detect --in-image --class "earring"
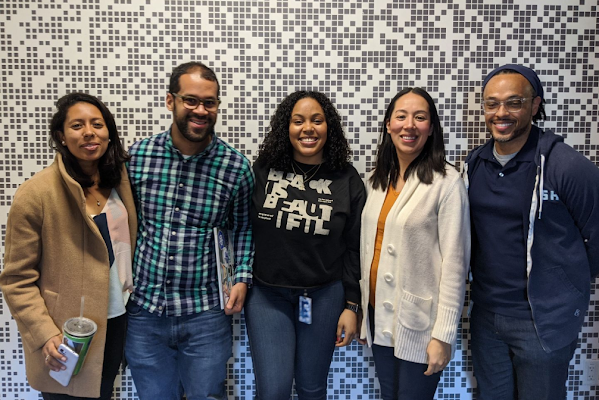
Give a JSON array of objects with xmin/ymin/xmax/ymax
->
[
  {"xmin": 61, "ymin": 141, "xmax": 66, "ymax": 145},
  {"xmin": 108, "ymin": 139, "xmax": 111, "ymax": 143}
]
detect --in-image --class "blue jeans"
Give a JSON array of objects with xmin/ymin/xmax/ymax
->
[
  {"xmin": 470, "ymin": 305, "xmax": 577, "ymax": 400},
  {"xmin": 124, "ymin": 302, "xmax": 232, "ymax": 400},
  {"xmin": 368, "ymin": 305, "xmax": 441, "ymax": 400},
  {"xmin": 244, "ymin": 281, "xmax": 345, "ymax": 400}
]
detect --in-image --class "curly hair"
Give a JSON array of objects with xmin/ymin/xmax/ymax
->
[
  {"xmin": 370, "ymin": 87, "xmax": 446, "ymax": 191},
  {"xmin": 49, "ymin": 92, "xmax": 129, "ymax": 189},
  {"xmin": 256, "ymin": 91, "xmax": 351, "ymax": 171}
]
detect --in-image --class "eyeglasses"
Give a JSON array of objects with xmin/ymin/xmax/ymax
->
[
  {"xmin": 482, "ymin": 98, "xmax": 530, "ymax": 114},
  {"xmin": 171, "ymin": 93, "xmax": 220, "ymax": 112}
]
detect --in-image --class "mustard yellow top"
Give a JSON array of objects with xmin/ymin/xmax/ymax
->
[{"xmin": 369, "ymin": 185, "xmax": 400, "ymax": 306}]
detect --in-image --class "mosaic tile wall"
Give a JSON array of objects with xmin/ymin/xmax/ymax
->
[{"xmin": 1, "ymin": 0, "xmax": 598, "ymax": 399}]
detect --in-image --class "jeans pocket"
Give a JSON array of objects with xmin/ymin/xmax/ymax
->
[
  {"xmin": 204, "ymin": 305, "xmax": 225, "ymax": 315},
  {"xmin": 126, "ymin": 301, "xmax": 144, "ymax": 317},
  {"xmin": 398, "ymin": 291, "xmax": 432, "ymax": 331}
]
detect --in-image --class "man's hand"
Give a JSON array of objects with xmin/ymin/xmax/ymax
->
[{"xmin": 225, "ymin": 282, "xmax": 248, "ymax": 315}]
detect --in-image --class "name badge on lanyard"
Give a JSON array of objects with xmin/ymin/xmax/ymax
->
[{"xmin": 299, "ymin": 291, "xmax": 312, "ymax": 324}]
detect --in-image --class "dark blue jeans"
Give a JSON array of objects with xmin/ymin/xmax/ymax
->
[
  {"xmin": 470, "ymin": 305, "xmax": 577, "ymax": 400},
  {"xmin": 244, "ymin": 281, "xmax": 345, "ymax": 400},
  {"xmin": 124, "ymin": 302, "xmax": 232, "ymax": 400},
  {"xmin": 368, "ymin": 305, "xmax": 441, "ymax": 400}
]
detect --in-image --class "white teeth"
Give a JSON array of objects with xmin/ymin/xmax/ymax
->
[
  {"xmin": 300, "ymin": 138, "xmax": 317, "ymax": 142},
  {"xmin": 401, "ymin": 136, "xmax": 416, "ymax": 140}
]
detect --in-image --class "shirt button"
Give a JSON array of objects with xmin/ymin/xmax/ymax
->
[
  {"xmin": 175, "ymin": 207, "xmax": 180, "ymax": 212},
  {"xmin": 172, "ymin": 231, "xmax": 177, "ymax": 236},
  {"xmin": 387, "ymin": 244, "xmax": 395, "ymax": 255},
  {"xmin": 384, "ymin": 273, "xmax": 394, "ymax": 283},
  {"xmin": 179, "ymin": 183, "xmax": 184, "ymax": 187},
  {"xmin": 382, "ymin": 330, "xmax": 393, "ymax": 338},
  {"xmin": 169, "ymin": 256, "xmax": 174, "ymax": 260},
  {"xmin": 383, "ymin": 301, "xmax": 394, "ymax": 311},
  {"xmin": 166, "ymin": 280, "xmax": 171, "ymax": 284},
  {"xmin": 158, "ymin": 306, "xmax": 163, "ymax": 311},
  {"xmin": 499, "ymin": 172, "xmax": 504, "ymax": 177}
]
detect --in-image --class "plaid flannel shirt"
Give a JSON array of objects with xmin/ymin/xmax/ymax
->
[{"xmin": 127, "ymin": 129, "xmax": 254, "ymax": 316}]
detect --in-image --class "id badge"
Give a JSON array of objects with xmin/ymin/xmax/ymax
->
[{"xmin": 299, "ymin": 295, "xmax": 312, "ymax": 324}]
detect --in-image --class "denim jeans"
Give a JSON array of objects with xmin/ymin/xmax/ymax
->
[
  {"xmin": 124, "ymin": 302, "xmax": 232, "ymax": 400},
  {"xmin": 42, "ymin": 313, "xmax": 127, "ymax": 400},
  {"xmin": 470, "ymin": 305, "xmax": 577, "ymax": 400},
  {"xmin": 244, "ymin": 281, "xmax": 345, "ymax": 400},
  {"xmin": 368, "ymin": 305, "xmax": 441, "ymax": 400}
]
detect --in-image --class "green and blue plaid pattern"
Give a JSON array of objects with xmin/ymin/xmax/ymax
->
[{"xmin": 127, "ymin": 130, "xmax": 254, "ymax": 316}]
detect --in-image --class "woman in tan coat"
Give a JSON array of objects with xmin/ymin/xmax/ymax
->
[{"xmin": 0, "ymin": 93, "xmax": 136, "ymax": 399}]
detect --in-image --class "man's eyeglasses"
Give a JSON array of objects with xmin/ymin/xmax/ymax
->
[
  {"xmin": 482, "ymin": 98, "xmax": 530, "ymax": 114},
  {"xmin": 171, "ymin": 93, "xmax": 220, "ymax": 112}
]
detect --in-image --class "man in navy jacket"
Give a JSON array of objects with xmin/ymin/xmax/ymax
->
[{"xmin": 464, "ymin": 64, "xmax": 599, "ymax": 400}]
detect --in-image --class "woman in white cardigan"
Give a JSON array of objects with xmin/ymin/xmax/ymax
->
[{"xmin": 359, "ymin": 87, "xmax": 470, "ymax": 399}]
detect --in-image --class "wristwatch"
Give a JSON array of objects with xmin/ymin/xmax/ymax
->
[{"xmin": 345, "ymin": 303, "xmax": 360, "ymax": 313}]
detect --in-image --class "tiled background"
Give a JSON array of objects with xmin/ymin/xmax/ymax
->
[{"xmin": 1, "ymin": 0, "xmax": 598, "ymax": 399}]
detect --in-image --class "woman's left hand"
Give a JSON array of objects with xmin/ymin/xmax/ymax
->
[
  {"xmin": 424, "ymin": 338, "xmax": 451, "ymax": 376},
  {"xmin": 335, "ymin": 309, "xmax": 358, "ymax": 347}
]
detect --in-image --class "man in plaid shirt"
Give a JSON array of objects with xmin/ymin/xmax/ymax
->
[{"xmin": 125, "ymin": 61, "xmax": 254, "ymax": 400}]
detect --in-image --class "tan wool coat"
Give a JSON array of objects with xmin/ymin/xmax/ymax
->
[{"xmin": 0, "ymin": 154, "xmax": 137, "ymax": 397}]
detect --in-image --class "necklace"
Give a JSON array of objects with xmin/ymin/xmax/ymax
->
[
  {"xmin": 292, "ymin": 160, "xmax": 322, "ymax": 184},
  {"xmin": 85, "ymin": 188, "xmax": 102, "ymax": 207}
]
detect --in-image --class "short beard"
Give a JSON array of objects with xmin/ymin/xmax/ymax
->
[
  {"xmin": 176, "ymin": 116, "xmax": 215, "ymax": 143},
  {"xmin": 493, "ymin": 135, "xmax": 512, "ymax": 143}
]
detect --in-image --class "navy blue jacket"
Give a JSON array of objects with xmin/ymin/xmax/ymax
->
[{"xmin": 465, "ymin": 126, "xmax": 599, "ymax": 352}]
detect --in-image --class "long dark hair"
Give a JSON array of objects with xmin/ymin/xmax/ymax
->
[
  {"xmin": 369, "ymin": 87, "xmax": 446, "ymax": 191},
  {"xmin": 49, "ymin": 92, "xmax": 129, "ymax": 188},
  {"xmin": 256, "ymin": 91, "xmax": 351, "ymax": 172}
]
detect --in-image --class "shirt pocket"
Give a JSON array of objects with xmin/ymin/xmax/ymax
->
[{"xmin": 398, "ymin": 291, "xmax": 432, "ymax": 331}]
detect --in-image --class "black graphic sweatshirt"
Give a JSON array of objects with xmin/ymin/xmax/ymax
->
[{"xmin": 250, "ymin": 160, "xmax": 366, "ymax": 303}]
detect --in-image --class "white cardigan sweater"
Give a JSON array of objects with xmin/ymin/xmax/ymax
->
[{"xmin": 359, "ymin": 166, "xmax": 470, "ymax": 364}]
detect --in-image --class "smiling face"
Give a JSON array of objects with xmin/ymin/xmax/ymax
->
[
  {"xmin": 166, "ymin": 71, "xmax": 219, "ymax": 155},
  {"xmin": 60, "ymin": 102, "xmax": 110, "ymax": 174},
  {"xmin": 386, "ymin": 92, "xmax": 432, "ymax": 166},
  {"xmin": 288, "ymin": 97, "xmax": 328, "ymax": 164},
  {"xmin": 483, "ymin": 73, "xmax": 542, "ymax": 155}
]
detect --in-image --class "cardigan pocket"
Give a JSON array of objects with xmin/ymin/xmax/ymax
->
[{"xmin": 398, "ymin": 291, "xmax": 432, "ymax": 331}]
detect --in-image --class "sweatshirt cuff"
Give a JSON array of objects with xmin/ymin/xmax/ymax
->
[{"xmin": 343, "ymin": 283, "xmax": 360, "ymax": 305}]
